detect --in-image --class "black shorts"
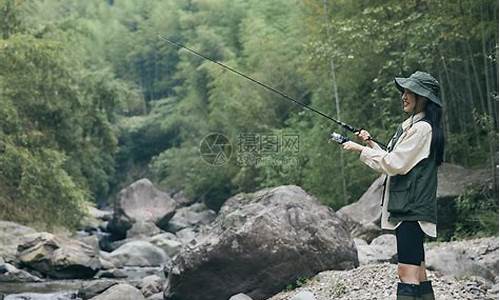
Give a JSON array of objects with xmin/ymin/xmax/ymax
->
[{"xmin": 395, "ymin": 221, "xmax": 425, "ymax": 266}]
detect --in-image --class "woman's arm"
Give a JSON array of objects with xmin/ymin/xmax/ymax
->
[{"xmin": 359, "ymin": 122, "xmax": 432, "ymax": 176}]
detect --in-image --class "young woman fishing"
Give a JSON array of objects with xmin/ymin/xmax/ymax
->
[{"xmin": 340, "ymin": 71, "xmax": 445, "ymax": 300}]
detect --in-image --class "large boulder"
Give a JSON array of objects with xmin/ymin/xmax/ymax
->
[
  {"xmin": 436, "ymin": 163, "xmax": 492, "ymax": 198},
  {"xmin": 337, "ymin": 163, "xmax": 492, "ymax": 241},
  {"xmin": 425, "ymin": 236, "xmax": 498, "ymax": 282},
  {"xmin": 108, "ymin": 179, "xmax": 176, "ymax": 238},
  {"xmin": 17, "ymin": 232, "xmax": 101, "ymax": 279},
  {"xmin": 0, "ymin": 221, "xmax": 37, "ymax": 263},
  {"xmin": 164, "ymin": 185, "xmax": 358, "ymax": 300},
  {"xmin": 108, "ymin": 241, "xmax": 169, "ymax": 267},
  {"xmin": 336, "ymin": 175, "xmax": 385, "ymax": 242},
  {"xmin": 171, "ymin": 190, "xmax": 196, "ymax": 207}
]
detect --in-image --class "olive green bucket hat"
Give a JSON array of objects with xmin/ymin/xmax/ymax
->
[{"xmin": 394, "ymin": 71, "xmax": 442, "ymax": 107}]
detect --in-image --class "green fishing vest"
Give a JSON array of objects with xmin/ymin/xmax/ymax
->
[{"xmin": 385, "ymin": 120, "xmax": 438, "ymax": 224}]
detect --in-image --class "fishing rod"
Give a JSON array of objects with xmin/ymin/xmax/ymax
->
[{"xmin": 158, "ymin": 34, "xmax": 387, "ymax": 150}]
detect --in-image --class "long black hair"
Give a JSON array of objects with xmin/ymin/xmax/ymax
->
[{"xmin": 422, "ymin": 99, "xmax": 445, "ymax": 166}]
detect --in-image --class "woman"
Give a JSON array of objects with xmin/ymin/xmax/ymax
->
[{"xmin": 341, "ymin": 71, "xmax": 444, "ymax": 300}]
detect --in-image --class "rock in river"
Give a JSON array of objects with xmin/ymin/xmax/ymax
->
[
  {"xmin": 108, "ymin": 179, "xmax": 176, "ymax": 238},
  {"xmin": 17, "ymin": 232, "xmax": 101, "ymax": 279},
  {"xmin": 164, "ymin": 185, "xmax": 358, "ymax": 300}
]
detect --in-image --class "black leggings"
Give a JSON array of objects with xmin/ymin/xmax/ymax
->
[{"xmin": 395, "ymin": 221, "xmax": 425, "ymax": 266}]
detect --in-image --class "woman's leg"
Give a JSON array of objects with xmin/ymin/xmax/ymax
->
[
  {"xmin": 398, "ymin": 263, "xmax": 420, "ymax": 284},
  {"xmin": 395, "ymin": 221, "xmax": 425, "ymax": 299},
  {"xmin": 418, "ymin": 261, "xmax": 427, "ymax": 282},
  {"xmin": 419, "ymin": 261, "xmax": 436, "ymax": 300},
  {"xmin": 396, "ymin": 221, "xmax": 425, "ymax": 281}
]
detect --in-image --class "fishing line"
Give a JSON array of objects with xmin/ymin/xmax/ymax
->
[{"xmin": 158, "ymin": 34, "xmax": 387, "ymax": 150}]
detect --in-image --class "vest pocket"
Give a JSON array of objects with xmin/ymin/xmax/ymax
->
[{"xmin": 387, "ymin": 174, "xmax": 416, "ymax": 214}]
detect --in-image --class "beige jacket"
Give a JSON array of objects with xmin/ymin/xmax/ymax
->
[{"xmin": 359, "ymin": 112, "xmax": 437, "ymax": 237}]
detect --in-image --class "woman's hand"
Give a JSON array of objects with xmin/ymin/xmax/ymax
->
[
  {"xmin": 341, "ymin": 141, "xmax": 365, "ymax": 153},
  {"xmin": 356, "ymin": 129, "xmax": 371, "ymax": 142},
  {"xmin": 356, "ymin": 129, "xmax": 377, "ymax": 148}
]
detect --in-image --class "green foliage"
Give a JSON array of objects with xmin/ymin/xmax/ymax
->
[
  {"xmin": 150, "ymin": 143, "xmax": 237, "ymax": 210},
  {"xmin": 0, "ymin": 0, "xmax": 25, "ymax": 39},
  {"xmin": 453, "ymin": 184, "xmax": 499, "ymax": 239},
  {"xmin": 284, "ymin": 275, "xmax": 310, "ymax": 291},
  {"xmin": 0, "ymin": 3, "xmax": 132, "ymax": 228},
  {"xmin": 0, "ymin": 140, "xmax": 88, "ymax": 228}
]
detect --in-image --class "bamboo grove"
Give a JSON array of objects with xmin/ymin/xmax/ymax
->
[{"xmin": 0, "ymin": 0, "xmax": 497, "ymax": 232}]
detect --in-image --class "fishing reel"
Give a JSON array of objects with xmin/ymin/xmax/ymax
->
[{"xmin": 329, "ymin": 132, "xmax": 350, "ymax": 144}]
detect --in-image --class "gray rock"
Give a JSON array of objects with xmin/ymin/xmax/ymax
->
[
  {"xmin": 175, "ymin": 227, "xmax": 198, "ymax": 245},
  {"xmin": 76, "ymin": 235, "xmax": 100, "ymax": 252},
  {"xmin": 149, "ymin": 233, "xmax": 182, "ymax": 257},
  {"xmin": 126, "ymin": 221, "xmax": 161, "ymax": 239},
  {"xmin": 171, "ymin": 190, "xmax": 195, "ymax": 207},
  {"xmin": 108, "ymin": 179, "xmax": 177, "ymax": 238},
  {"xmin": 108, "ymin": 238, "xmax": 135, "ymax": 252},
  {"xmin": 89, "ymin": 284, "xmax": 145, "ymax": 300},
  {"xmin": 17, "ymin": 232, "xmax": 101, "ymax": 279},
  {"xmin": 108, "ymin": 241, "xmax": 169, "ymax": 267},
  {"xmin": 290, "ymin": 290, "xmax": 316, "ymax": 300},
  {"xmin": 78, "ymin": 280, "xmax": 118, "ymax": 299},
  {"xmin": 353, "ymin": 238, "xmax": 368, "ymax": 247},
  {"xmin": 0, "ymin": 262, "xmax": 43, "ymax": 282},
  {"xmin": 425, "ymin": 237, "xmax": 499, "ymax": 283},
  {"xmin": 0, "ymin": 221, "xmax": 37, "ymax": 263},
  {"xmin": 4, "ymin": 292, "xmax": 77, "ymax": 300},
  {"xmin": 146, "ymin": 293, "xmax": 163, "ymax": 300},
  {"xmin": 164, "ymin": 185, "xmax": 358, "ymax": 300},
  {"xmin": 99, "ymin": 255, "xmax": 115, "ymax": 270},
  {"xmin": 139, "ymin": 275, "xmax": 163, "ymax": 297},
  {"xmin": 337, "ymin": 175, "xmax": 385, "ymax": 242},
  {"xmin": 0, "ymin": 256, "xmax": 6, "ymax": 273},
  {"xmin": 88, "ymin": 206, "xmax": 113, "ymax": 222},
  {"xmin": 229, "ymin": 293, "xmax": 253, "ymax": 300},
  {"xmin": 355, "ymin": 234, "xmax": 397, "ymax": 265},
  {"xmin": 167, "ymin": 203, "xmax": 216, "ymax": 233},
  {"xmin": 437, "ymin": 163, "xmax": 491, "ymax": 198}
]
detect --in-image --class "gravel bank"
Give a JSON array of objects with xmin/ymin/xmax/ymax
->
[{"xmin": 267, "ymin": 263, "xmax": 498, "ymax": 300}]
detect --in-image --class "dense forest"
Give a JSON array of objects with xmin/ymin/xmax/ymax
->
[{"xmin": 0, "ymin": 0, "xmax": 497, "ymax": 234}]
